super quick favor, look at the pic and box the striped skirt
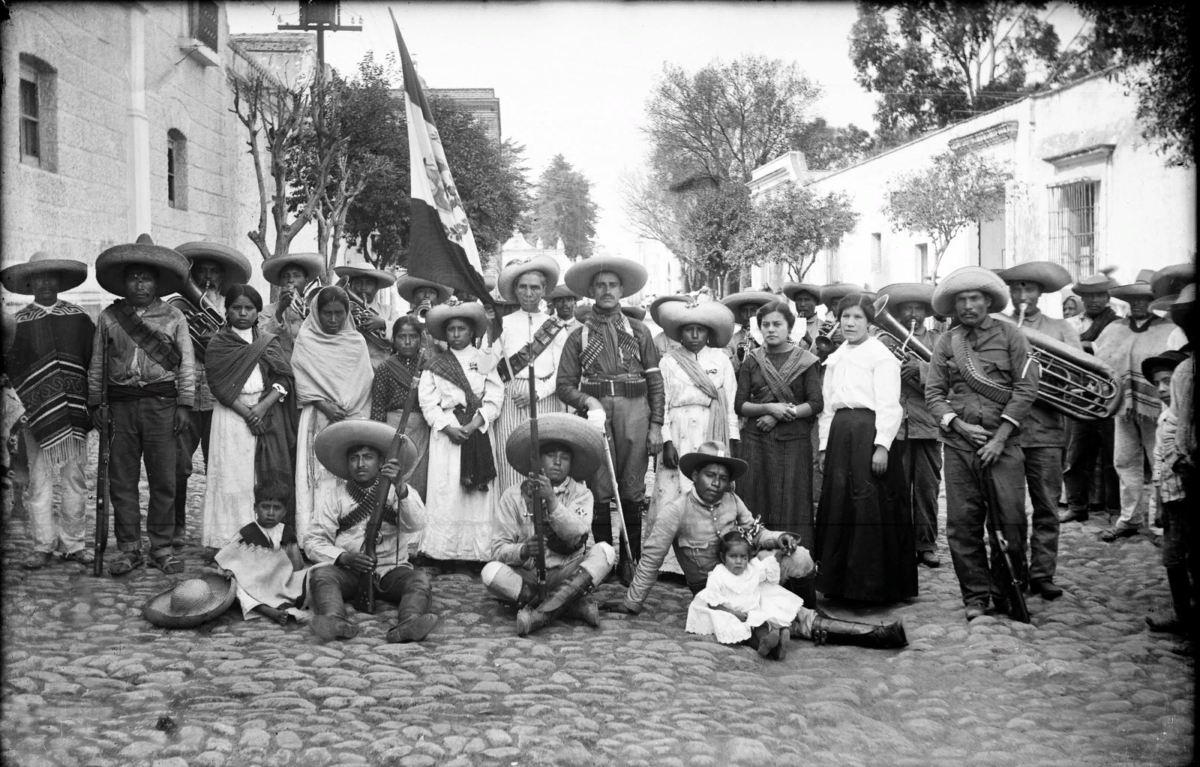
[490,378,567,496]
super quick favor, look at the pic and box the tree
[618,167,693,264]
[732,184,859,281]
[789,118,875,170]
[883,151,1010,283]
[530,155,598,259]
[681,183,755,295]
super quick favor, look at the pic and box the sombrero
[396,274,453,305]
[497,256,561,303]
[563,256,648,296]
[174,241,252,285]
[932,266,1010,316]
[781,282,823,304]
[1151,283,1196,314]
[819,283,863,309]
[678,441,748,481]
[1109,269,1155,301]
[142,569,237,629]
[658,299,736,348]
[721,291,777,316]
[1,251,88,295]
[262,252,324,286]
[547,284,579,301]
[877,283,934,316]
[335,264,397,289]
[505,413,605,481]
[648,294,690,326]
[1150,263,1194,300]
[1141,350,1189,384]
[314,419,417,481]
[1071,274,1119,294]
[95,234,190,297]
[622,304,646,322]
[425,299,489,342]
[997,261,1073,293]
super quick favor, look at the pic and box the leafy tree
[883,151,1011,283]
[733,184,859,281]
[681,183,755,295]
[789,118,875,171]
[530,155,598,259]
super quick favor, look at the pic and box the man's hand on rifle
[521,473,556,509]
[337,551,376,574]
[380,459,409,499]
[519,537,544,563]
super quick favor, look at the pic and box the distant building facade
[429,88,501,147]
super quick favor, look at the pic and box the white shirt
[486,309,563,401]
[234,326,264,393]
[418,346,504,432]
[818,336,903,451]
[303,481,427,575]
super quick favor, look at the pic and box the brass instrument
[343,285,392,351]
[413,300,433,321]
[871,298,934,365]
[813,319,841,359]
[169,279,224,361]
[279,282,310,320]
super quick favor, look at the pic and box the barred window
[1048,180,1099,280]
[190,0,219,52]
[18,56,56,171]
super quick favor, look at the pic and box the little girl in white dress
[686,530,809,660]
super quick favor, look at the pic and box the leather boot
[309,574,358,641]
[1147,565,1193,636]
[516,569,595,637]
[804,614,907,649]
[783,574,827,617]
[563,594,600,627]
[386,570,438,643]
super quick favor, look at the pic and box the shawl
[205,325,293,408]
[1095,317,1176,420]
[371,352,425,421]
[214,523,309,612]
[110,299,182,371]
[668,348,729,444]
[750,345,818,405]
[291,310,373,415]
[580,308,640,374]
[427,349,497,491]
[9,302,93,462]
[1080,306,1119,344]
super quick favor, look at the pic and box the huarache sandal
[108,550,144,576]
[64,549,95,566]
[1100,526,1138,542]
[151,553,185,575]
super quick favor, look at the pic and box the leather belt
[581,378,647,398]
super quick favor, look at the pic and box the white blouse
[660,347,740,444]
[418,346,504,433]
[235,326,264,394]
[486,309,561,400]
[818,336,902,451]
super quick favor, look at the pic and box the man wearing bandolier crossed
[556,257,664,581]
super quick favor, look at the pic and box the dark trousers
[588,395,650,556]
[310,564,431,621]
[944,443,1029,608]
[174,408,212,541]
[900,439,943,553]
[1024,446,1062,582]
[1064,417,1119,512]
[109,396,178,557]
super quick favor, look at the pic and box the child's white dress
[686,556,804,643]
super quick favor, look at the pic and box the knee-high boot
[309,574,358,641]
[592,501,613,545]
[516,569,595,637]
[799,614,907,649]
[387,572,438,644]
[783,574,826,617]
[1148,565,1192,636]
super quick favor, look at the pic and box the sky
[227,1,1088,258]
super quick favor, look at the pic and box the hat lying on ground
[497,256,561,304]
[932,266,1010,317]
[678,441,748,481]
[314,419,417,481]
[996,261,1073,293]
[262,252,324,286]
[505,413,605,481]
[425,298,489,342]
[143,569,237,629]
[174,241,252,285]
[95,234,190,297]
[657,299,736,348]
[1,251,88,295]
[564,257,648,297]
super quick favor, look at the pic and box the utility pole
[277,0,362,82]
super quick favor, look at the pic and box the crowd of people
[2,235,1194,655]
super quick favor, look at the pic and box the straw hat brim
[505,413,605,481]
[142,570,236,629]
[1150,263,1194,300]
[1,258,88,295]
[564,257,648,297]
[396,275,453,304]
[932,267,1011,316]
[497,256,561,303]
[877,283,934,315]
[95,242,190,297]
[262,252,325,286]
[781,283,823,303]
[174,242,253,285]
[658,301,736,348]
[996,261,1073,293]
[334,265,397,288]
[425,302,489,342]
[721,291,778,314]
[1071,275,1119,294]
[819,283,862,309]
[648,294,690,325]
[547,284,579,301]
[678,450,748,481]
[314,419,417,481]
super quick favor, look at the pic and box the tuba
[871,296,934,365]
[169,279,225,361]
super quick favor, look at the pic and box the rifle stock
[94,332,111,577]
[982,467,1030,623]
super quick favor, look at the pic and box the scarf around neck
[750,344,818,405]
[669,348,729,443]
[581,308,640,373]
[1080,306,1119,343]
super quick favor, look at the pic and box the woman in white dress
[418,300,503,561]
[291,287,373,546]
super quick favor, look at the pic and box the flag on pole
[390,9,491,304]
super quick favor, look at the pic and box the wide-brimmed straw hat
[997,261,1073,293]
[95,234,190,297]
[781,282,823,304]
[396,274,453,305]
[877,283,934,316]
[721,291,777,316]
[425,298,489,342]
[1,251,88,295]
[142,569,237,629]
[932,266,1010,316]
[1141,350,1189,384]
[314,419,417,481]
[1071,274,1119,294]
[564,256,648,297]
[1110,269,1156,301]
[505,413,605,481]
[678,441,748,481]
[335,264,397,289]
[547,284,579,301]
[649,294,690,325]
[262,252,324,286]
[819,283,862,309]
[658,299,736,348]
[497,256,561,303]
[1150,263,1194,300]
[174,241,252,285]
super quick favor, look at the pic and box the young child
[214,478,311,626]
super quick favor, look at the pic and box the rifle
[982,466,1031,623]
[93,330,111,577]
[525,315,549,602]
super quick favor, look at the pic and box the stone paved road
[1,437,1194,767]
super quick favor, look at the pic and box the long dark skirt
[814,408,917,602]
[736,421,815,548]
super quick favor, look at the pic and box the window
[1048,180,1099,280]
[871,233,882,272]
[190,0,219,52]
[19,56,56,170]
[168,129,188,210]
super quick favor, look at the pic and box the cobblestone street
[1,439,1194,767]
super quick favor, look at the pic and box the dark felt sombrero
[142,569,237,629]
[505,413,605,481]
[395,274,453,305]
[547,284,580,301]
[781,282,823,304]
[678,441,748,481]
[648,294,690,326]
[1110,269,1156,301]
[1151,283,1196,314]
[174,241,253,285]
[95,234,190,297]
[932,266,1010,316]
[497,256,561,303]
[425,299,489,342]
[1141,350,1189,384]
[997,261,1073,293]
[1150,263,1194,300]
[564,256,648,297]
[721,291,778,316]
[877,283,934,316]
[262,252,324,286]
[314,419,418,481]
[1,251,88,295]
[1071,274,1119,294]
[334,264,397,289]
[658,300,736,348]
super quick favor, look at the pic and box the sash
[669,349,728,444]
[950,329,1012,405]
[339,479,398,537]
[427,350,496,491]
[580,310,640,374]
[750,345,816,406]
[497,317,564,382]
[109,300,181,371]
[205,328,275,407]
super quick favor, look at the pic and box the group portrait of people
[3,234,1195,658]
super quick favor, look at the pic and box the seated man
[305,420,437,643]
[601,442,907,647]
[482,413,616,636]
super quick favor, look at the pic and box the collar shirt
[88,298,196,407]
[818,336,903,451]
[1010,310,1082,447]
[302,480,427,575]
[489,478,595,570]
[488,309,562,401]
[880,326,941,440]
[926,315,1038,452]
[255,521,285,549]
